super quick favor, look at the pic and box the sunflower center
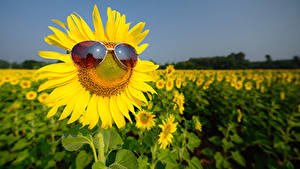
[78,53,132,97]
[140,113,150,124]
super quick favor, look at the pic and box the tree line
[160,52,300,69]
[1,52,300,69]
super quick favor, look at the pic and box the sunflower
[173,92,184,114]
[175,77,182,89]
[38,92,49,104]
[10,79,19,85]
[37,5,158,129]
[156,79,164,89]
[20,80,31,89]
[244,81,252,90]
[196,78,204,86]
[165,65,174,77]
[135,110,156,130]
[235,80,243,90]
[165,79,174,91]
[158,114,178,149]
[26,91,37,100]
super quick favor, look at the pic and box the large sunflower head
[37,5,158,129]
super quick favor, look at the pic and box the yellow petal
[70,14,89,40]
[125,88,142,110]
[67,16,86,42]
[116,94,132,122]
[93,5,106,41]
[105,8,116,41]
[52,19,68,32]
[74,12,95,40]
[45,34,69,50]
[38,73,77,92]
[128,85,148,103]
[85,94,99,129]
[98,96,113,128]
[120,92,135,114]
[46,105,59,118]
[130,79,156,94]
[38,63,76,74]
[68,89,90,124]
[59,98,76,120]
[109,95,125,128]
[48,26,76,50]
[136,43,149,54]
[38,51,72,63]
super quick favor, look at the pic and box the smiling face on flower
[37,5,158,129]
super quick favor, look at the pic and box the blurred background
[0,0,300,69]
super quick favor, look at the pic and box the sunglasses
[71,41,138,69]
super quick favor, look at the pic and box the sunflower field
[0,67,299,169]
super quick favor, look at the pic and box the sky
[0,0,299,64]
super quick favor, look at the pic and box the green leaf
[286,161,294,169]
[222,138,234,151]
[159,149,178,164]
[187,157,203,169]
[109,149,138,169]
[62,135,90,151]
[201,147,214,158]
[76,150,93,169]
[11,150,29,165]
[231,151,245,167]
[209,136,221,146]
[137,155,148,169]
[92,161,107,169]
[186,132,201,152]
[45,160,56,169]
[97,128,123,154]
[230,133,243,144]
[54,152,65,162]
[11,139,30,151]
[214,152,224,169]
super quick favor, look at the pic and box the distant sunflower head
[20,80,31,89]
[26,91,37,100]
[166,65,175,77]
[156,79,164,89]
[165,79,174,91]
[38,92,49,104]
[135,110,156,130]
[244,81,252,90]
[37,5,158,129]
[158,114,178,149]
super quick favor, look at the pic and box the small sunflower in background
[20,80,31,89]
[38,92,49,104]
[156,79,165,89]
[165,65,175,77]
[26,91,37,100]
[175,77,182,89]
[165,79,174,91]
[158,114,178,149]
[37,5,158,129]
[10,78,19,85]
[244,81,252,90]
[135,110,156,130]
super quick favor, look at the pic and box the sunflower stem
[97,123,106,164]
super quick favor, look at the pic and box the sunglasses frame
[71,41,138,70]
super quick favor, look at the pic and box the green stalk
[97,123,106,163]
[89,135,98,162]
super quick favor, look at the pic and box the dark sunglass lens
[71,41,106,69]
[114,43,138,68]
